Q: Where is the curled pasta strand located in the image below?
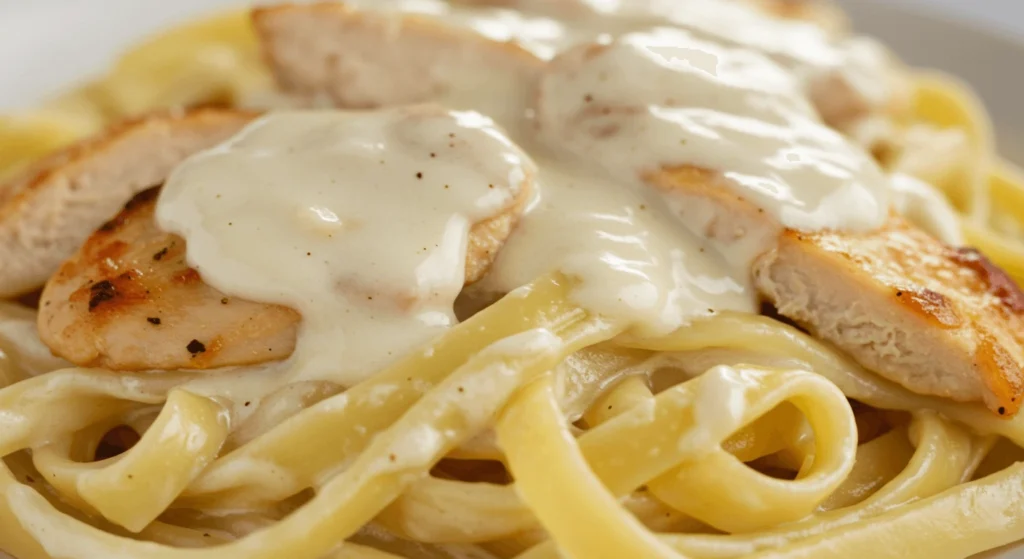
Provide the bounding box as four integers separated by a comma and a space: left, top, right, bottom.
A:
660, 412, 976, 557
3, 304, 614, 558
741, 462, 1024, 559
77, 390, 227, 531
515, 365, 856, 558
498, 375, 679, 559
180, 275, 587, 509
621, 313, 1024, 444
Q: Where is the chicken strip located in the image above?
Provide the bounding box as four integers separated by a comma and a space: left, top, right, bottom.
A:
755, 217, 1024, 416
37, 188, 300, 370
0, 108, 255, 298
256, 1, 900, 134
252, 3, 542, 111
39, 171, 533, 371
646, 168, 1024, 416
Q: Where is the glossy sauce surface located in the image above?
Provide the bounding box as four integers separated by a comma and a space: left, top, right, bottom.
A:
158, 107, 533, 384
158, 0, 957, 388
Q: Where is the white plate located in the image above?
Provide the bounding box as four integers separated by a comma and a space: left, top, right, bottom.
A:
1, 1, 1023, 558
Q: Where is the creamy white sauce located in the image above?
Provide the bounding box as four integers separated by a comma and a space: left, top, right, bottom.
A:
889, 173, 966, 246
479, 158, 755, 336
535, 28, 890, 233
158, 106, 533, 385
679, 364, 761, 455
153, 0, 950, 412
338, 0, 899, 129
0, 5, 975, 554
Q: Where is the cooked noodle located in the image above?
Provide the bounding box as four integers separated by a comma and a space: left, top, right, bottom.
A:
3, 2, 1024, 559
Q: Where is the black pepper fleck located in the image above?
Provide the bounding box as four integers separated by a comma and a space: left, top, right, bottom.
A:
153, 247, 169, 261
416, 172, 423, 179
999, 406, 1007, 415
147, 317, 161, 325
187, 339, 207, 355
88, 280, 117, 310
244, 401, 251, 407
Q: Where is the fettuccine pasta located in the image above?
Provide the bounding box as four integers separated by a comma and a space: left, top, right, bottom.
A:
2, 1, 1024, 559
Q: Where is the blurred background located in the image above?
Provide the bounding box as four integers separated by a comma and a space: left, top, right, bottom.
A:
836, 0, 1024, 161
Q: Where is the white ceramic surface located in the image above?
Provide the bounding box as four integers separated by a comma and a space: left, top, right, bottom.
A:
1, 1, 1023, 558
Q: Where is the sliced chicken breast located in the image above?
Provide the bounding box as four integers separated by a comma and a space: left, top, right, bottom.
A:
39, 177, 533, 371
253, 3, 543, 111
253, 1, 907, 149
755, 218, 1024, 415
0, 108, 255, 298
38, 188, 301, 370
647, 167, 1024, 416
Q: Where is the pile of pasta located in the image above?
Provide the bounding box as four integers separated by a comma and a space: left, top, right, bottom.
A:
3, 9, 1024, 559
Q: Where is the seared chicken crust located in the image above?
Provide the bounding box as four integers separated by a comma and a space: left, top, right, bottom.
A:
38, 188, 301, 371
38, 180, 533, 371
0, 108, 255, 298
648, 167, 1024, 415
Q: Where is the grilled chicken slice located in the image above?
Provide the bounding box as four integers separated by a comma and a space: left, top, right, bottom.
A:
39, 177, 533, 371
253, 2, 906, 147
0, 108, 255, 298
646, 168, 1024, 416
38, 188, 301, 370
755, 218, 1024, 415
253, 3, 542, 111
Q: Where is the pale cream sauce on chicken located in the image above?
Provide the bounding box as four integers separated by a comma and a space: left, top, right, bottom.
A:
165, 0, 960, 390
30, 0, 992, 419
157, 106, 534, 385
